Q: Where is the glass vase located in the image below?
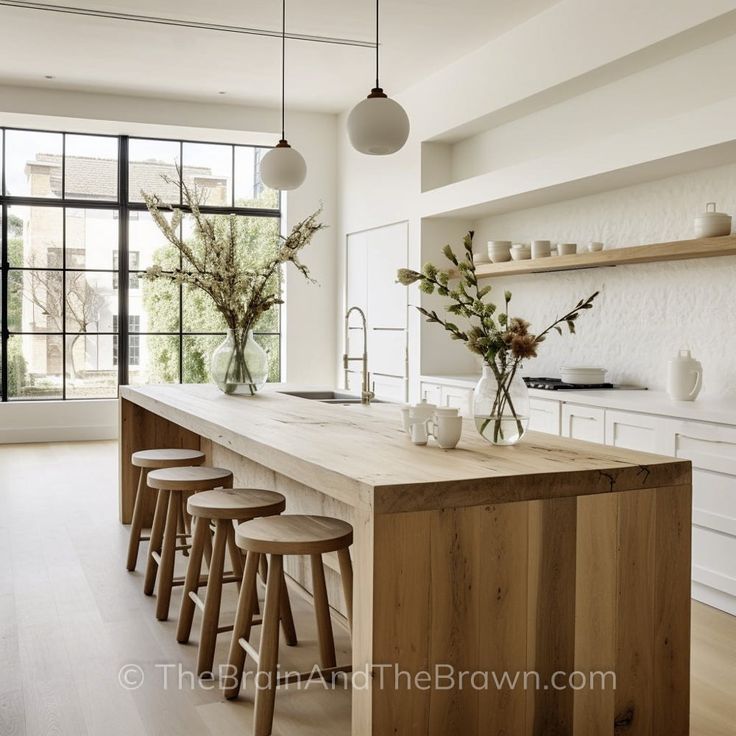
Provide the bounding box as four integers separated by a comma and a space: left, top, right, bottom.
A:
473, 363, 530, 445
210, 328, 269, 396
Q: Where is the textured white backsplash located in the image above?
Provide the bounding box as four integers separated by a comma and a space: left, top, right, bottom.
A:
470, 163, 736, 398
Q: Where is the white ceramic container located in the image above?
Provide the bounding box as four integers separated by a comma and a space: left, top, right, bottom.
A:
667, 349, 703, 401
488, 240, 512, 263
561, 366, 607, 385
510, 244, 531, 261
531, 240, 551, 259
694, 203, 731, 238
557, 243, 577, 255
588, 241, 604, 252
427, 414, 463, 449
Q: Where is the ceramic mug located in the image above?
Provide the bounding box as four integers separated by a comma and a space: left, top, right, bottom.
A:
410, 418, 429, 445
426, 415, 463, 449
531, 240, 551, 259
557, 242, 577, 255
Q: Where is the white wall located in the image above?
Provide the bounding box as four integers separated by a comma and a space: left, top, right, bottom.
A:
336, 0, 736, 401
472, 163, 736, 397
0, 85, 338, 442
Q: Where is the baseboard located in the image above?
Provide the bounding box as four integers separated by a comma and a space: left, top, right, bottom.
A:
692, 581, 736, 616
0, 424, 118, 444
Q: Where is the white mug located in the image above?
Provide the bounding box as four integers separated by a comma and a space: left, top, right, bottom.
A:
531, 240, 551, 259
427, 415, 463, 449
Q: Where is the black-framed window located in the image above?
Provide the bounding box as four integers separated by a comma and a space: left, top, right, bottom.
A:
1, 127, 282, 401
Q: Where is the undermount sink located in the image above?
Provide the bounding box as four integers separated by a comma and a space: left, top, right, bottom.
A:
278, 390, 387, 404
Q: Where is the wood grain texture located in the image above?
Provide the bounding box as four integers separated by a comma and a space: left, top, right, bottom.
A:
120, 386, 690, 516
469, 235, 736, 280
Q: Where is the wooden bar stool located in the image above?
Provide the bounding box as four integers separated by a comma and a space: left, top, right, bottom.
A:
225, 515, 354, 736
144, 466, 233, 621
126, 448, 206, 572
176, 488, 298, 677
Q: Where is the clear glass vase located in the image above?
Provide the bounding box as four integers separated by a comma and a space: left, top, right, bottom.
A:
473, 363, 530, 445
210, 328, 269, 396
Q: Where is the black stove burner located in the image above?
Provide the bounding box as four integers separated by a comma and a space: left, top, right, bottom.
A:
523, 377, 615, 390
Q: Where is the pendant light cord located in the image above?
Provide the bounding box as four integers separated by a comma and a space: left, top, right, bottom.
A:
281, 0, 286, 140
375, 0, 379, 88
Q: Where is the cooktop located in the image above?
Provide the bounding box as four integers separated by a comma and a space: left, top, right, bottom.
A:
523, 377, 647, 391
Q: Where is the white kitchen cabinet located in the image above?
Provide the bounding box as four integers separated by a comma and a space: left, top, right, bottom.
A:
440, 385, 474, 417
561, 403, 605, 444
528, 397, 561, 435
604, 409, 674, 454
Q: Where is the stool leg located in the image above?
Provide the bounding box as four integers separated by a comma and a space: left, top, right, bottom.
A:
144, 489, 169, 596
177, 495, 189, 557
225, 550, 261, 700
176, 514, 209, 644
155, 491, 181, 621
227, 523, 245, 589
337, 548, 354, 633
197, 519, 228, 677
126, 466, 147, 572
254, 554, 283, 736
311, 554, 336, 671
279, 570, 298, 647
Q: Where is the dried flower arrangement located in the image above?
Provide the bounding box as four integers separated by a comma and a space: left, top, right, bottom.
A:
398, 231, 598, 443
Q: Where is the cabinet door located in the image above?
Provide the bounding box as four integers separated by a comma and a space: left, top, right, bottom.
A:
604, 410, 674, 455
440, 385, 474, 417
528, 398, 561, 435
365, 222, 409, 330
419, 382, 443, 406
561, 403, 605, 444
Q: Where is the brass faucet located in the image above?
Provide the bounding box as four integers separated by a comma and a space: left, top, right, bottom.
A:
343, 306, 375, 405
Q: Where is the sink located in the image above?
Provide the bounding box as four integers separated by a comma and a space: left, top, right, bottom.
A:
278, 390, 387, 404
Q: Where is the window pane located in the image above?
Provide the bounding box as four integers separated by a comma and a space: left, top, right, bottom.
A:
234, 146, 279, 208
66, 208, 118, 269
183, 334, 223, 383
65, 271, 116, 332
64, 135, 118, 201
129, 335, 180, 385
7, 270, 63, 332
65, 334, 117, 398
5, 130, 63, 198
128, 210, 178, 270
182, 142, 232, 207
254, 333, 280, 382
254, 305, 280, 333
182, 284, 225, 333
129, 138, 180, 203
7, 334, 63, 399
7, 205, 63, 268
138, 278, 180, 333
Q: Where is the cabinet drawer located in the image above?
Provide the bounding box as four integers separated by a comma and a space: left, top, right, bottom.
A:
419, 382, 443, 406
528, 398, 561, 435
604, 410, 674, 455
692, 526, 736, 597
672, 420, 736, 475
692, 468, 736, 537
561, 403, 604, 444
440, 385, 474, 418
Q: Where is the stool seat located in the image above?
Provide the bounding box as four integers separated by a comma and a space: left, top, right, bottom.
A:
188, 489, 286, 520
131, 448, 205, 469
236, 515, 353, 555
148, 466, 233, 491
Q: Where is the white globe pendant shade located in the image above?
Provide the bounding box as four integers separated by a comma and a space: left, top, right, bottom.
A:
347, 88, 410, 155
260, 139, 306, 191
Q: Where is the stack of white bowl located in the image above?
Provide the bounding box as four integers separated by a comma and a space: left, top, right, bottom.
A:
511, 243, 531, 261
560, 366, 607, 385
487, 240, 512, 263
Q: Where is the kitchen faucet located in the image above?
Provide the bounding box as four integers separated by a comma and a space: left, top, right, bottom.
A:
343, 306, 375, 405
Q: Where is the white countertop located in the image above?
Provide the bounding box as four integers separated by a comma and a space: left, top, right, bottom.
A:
421, 374, 736, 426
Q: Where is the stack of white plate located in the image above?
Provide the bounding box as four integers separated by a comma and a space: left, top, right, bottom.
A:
560, 366, 607, 385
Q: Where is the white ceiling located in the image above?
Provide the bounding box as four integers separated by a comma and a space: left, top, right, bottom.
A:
0, 0, 560, 113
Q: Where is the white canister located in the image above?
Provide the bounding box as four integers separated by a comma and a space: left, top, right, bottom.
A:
694, 203, 732, 238
667, 349, 703, 401
531, 240, 551, 259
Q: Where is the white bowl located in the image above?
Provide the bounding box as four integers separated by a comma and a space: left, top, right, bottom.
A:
557, 243, 577, 256
488, 240, 512, 263
561, 366, 607, 384
510, 246, 531, 261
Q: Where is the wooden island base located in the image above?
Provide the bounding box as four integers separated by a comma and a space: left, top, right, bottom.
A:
120, 385, 692, 735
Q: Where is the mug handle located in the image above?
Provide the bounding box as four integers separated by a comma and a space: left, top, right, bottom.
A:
425, 418, 437, 440
688, 368, 703, 399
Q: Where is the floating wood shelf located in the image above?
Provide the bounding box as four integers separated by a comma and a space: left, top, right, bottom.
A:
470, 235, 736, 280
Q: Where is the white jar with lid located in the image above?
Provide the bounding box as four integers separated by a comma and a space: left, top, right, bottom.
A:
694, 203, 732, 238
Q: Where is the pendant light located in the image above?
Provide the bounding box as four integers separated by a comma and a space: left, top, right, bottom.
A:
347, 0, 410, 155
260, 0, 306, 191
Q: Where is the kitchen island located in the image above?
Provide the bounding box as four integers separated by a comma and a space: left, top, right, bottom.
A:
119, 383, 692, 736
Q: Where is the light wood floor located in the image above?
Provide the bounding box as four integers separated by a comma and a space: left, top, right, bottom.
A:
0, 441, 734, 735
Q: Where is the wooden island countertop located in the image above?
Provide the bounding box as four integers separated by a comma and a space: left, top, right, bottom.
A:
119, 383, 692, 736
